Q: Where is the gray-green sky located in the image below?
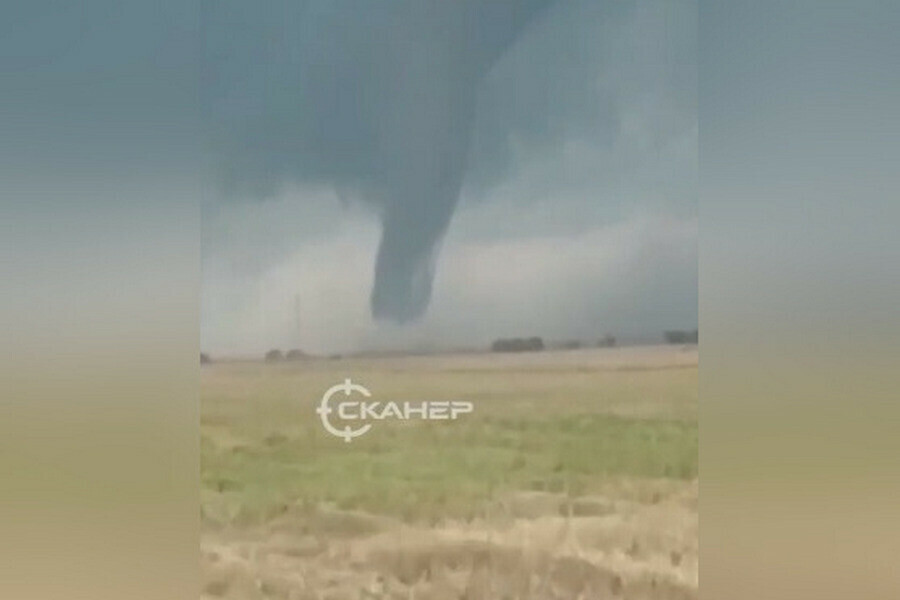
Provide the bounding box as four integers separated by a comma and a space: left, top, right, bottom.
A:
202, 0, 697, 355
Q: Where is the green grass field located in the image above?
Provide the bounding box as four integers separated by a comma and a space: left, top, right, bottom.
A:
201, 346, 698, 599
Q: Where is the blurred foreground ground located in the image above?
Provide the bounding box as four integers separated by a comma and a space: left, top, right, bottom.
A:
201, 345, 698, 599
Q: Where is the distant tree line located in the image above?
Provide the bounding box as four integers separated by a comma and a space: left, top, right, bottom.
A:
597, 334, 616, 348
264, 348, 307, 363
664, 329, 698, 344
254, 329, 696, 363
492, 334, 618, 353
491, 337, 545, 353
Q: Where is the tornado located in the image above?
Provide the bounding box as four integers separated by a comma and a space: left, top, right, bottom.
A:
203, 0, 553, 322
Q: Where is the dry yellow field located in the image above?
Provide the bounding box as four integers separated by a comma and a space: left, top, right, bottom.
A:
201, 345, 698, 599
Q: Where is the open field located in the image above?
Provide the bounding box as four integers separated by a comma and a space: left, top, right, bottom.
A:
201, 345, 698, 599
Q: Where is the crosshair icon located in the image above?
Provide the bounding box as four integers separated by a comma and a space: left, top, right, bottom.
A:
315, 378, 373, 442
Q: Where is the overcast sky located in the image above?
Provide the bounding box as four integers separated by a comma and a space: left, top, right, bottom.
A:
0, 0, 696, 358
200, 0, 697, 356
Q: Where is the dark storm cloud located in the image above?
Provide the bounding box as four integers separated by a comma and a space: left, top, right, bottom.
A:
200, 0, 696, 355
202, 0, 556, 321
